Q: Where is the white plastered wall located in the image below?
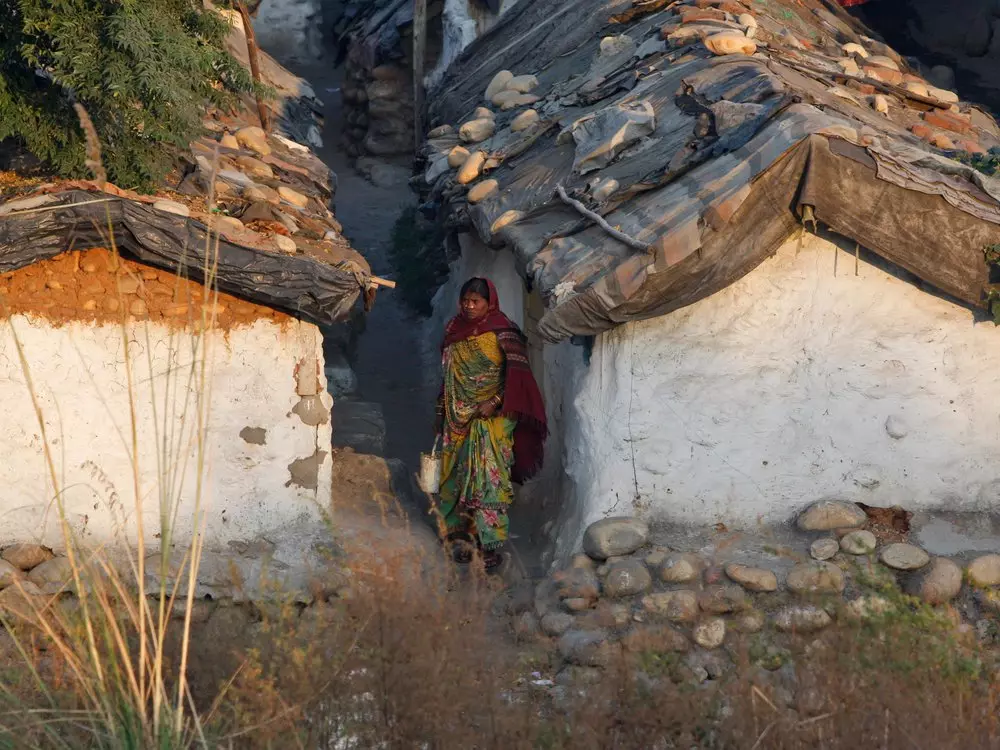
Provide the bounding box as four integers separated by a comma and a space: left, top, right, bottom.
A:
427, 0, 522, 89
433, 231, 1000, 565
251, 0, 324, 67
0, 316, 332, 553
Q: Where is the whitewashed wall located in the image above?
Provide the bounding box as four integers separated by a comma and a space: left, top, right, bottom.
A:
432, 232, 1000, 564
427, 0, 522, 89
0, 317, 332, 553
251, 0, 324, 67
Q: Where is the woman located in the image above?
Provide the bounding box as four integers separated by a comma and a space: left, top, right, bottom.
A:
435, 277, 547, 570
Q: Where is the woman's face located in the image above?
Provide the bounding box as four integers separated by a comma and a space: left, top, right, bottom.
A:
460, 291, 490, 321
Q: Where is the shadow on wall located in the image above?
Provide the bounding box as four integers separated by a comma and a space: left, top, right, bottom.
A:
852, 0, 1000, 114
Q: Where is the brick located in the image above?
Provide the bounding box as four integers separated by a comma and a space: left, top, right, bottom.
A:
910, 124, 933, 140
923, 109, 972, 134
930, 133, 956, 149
958, 139, 987, 155
847, 80, 876, 96
864, 66, 903, 86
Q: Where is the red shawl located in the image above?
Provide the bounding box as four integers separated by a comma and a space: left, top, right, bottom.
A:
442, 279, 548, 483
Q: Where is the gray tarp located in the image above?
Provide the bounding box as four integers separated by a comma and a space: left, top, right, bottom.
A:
424, 0, 1000, 342
0, 190, 366, 326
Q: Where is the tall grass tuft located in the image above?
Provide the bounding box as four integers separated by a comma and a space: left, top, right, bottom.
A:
0, 106, 230, 748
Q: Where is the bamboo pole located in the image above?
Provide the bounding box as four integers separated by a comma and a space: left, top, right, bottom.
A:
236, 0, 271, 132
412, 0, 427, 151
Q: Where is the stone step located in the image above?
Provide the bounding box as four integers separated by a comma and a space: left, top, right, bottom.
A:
333, 399, 386, 456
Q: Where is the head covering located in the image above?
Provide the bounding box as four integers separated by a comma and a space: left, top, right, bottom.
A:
443, 279, 548, 482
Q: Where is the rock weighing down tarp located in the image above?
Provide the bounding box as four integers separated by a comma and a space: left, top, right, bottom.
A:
0, 190, 366, 326
421, 0, 1000, 341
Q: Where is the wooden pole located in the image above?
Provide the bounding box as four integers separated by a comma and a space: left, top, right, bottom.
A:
236, 0, 271, 132
412, 0, 427, 151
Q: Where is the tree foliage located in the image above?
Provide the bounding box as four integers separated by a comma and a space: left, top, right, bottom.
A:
0, 0, 255, 190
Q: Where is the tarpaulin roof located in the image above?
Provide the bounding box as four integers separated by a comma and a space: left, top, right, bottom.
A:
0, 16, 370, 328
421, 0, 1000, 342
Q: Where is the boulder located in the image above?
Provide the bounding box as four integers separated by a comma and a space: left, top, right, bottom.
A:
235, 126, 271, 156
840, 530, 877, 555
658, 552, 701, 583
490, 210, 524, 234
907, 557, 962, 605
698, 585, 747, 614
880, 543, 929, 571
725, 564, 778, 592
797, 500, 866, 531
277, 186, 309, 208
810, 538, 839, 561
967, 554, 1000, 587
704, 31, 756, 56
732, 610, 766, 633
274, 235, 297, 254
773, 605, 832, 633
693, 618, 726, 650
867, 55, 900, 71
457, 151, 487, 185
459, 118, 496, 143
26, 557, 75, 595
219, 132, 240, 149
235, 155, 274, 179
467, 179, 499, 204
485, 70, 514, 101
0, 561, 23, 590
602, 559, 652, 598
554, 567, 600, 602
786, 562, 845, 596
842, 42, 869, 58
582, 517, 649, 560
152, 200, 190, 218
473, 106, 495, 121
640, 590, 699, 622
541, 612, 575, 637
505, 74, 539, 94
427, 124, 454, 138
447, 146, 471, 168
621, 624, 689, 654
511, 109, 540, 132
2, 544, 54, 571
557, 629, 615, 667
494, 91, 540, 111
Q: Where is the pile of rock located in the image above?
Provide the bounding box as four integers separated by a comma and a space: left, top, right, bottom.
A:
418, 68, 546, 213
516, 502, 1000, 687
341, 57, 414, 158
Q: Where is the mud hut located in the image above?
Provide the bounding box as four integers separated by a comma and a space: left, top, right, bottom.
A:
0, 18, 374, 555
416, 0, 1000, 561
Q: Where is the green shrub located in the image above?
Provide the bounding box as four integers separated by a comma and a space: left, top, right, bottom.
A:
0, 0, 255, 190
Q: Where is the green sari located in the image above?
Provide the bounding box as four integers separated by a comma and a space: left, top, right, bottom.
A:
438, 331, 516, 551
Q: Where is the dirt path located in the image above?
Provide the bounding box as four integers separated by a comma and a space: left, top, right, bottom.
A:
303, 66, 438, 470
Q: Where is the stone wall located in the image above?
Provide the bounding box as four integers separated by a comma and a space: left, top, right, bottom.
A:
0, 292, 332, 553
429, 230, 1000, 566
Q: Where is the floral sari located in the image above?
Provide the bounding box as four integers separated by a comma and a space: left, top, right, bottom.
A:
438, 331, 515, 551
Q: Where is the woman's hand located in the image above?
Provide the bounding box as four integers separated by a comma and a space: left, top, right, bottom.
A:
477, 397, 500, 419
